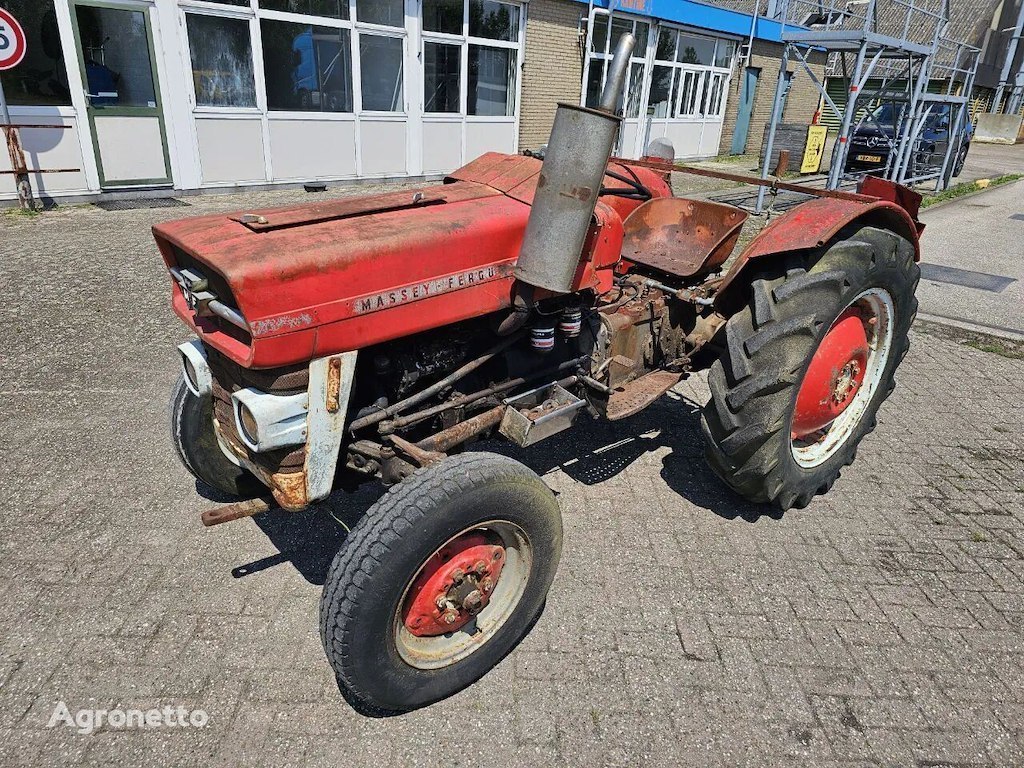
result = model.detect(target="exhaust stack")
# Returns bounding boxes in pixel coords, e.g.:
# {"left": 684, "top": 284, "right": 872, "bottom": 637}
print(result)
{"left": 514, "top": 33, "right": 636, "bottom": 294}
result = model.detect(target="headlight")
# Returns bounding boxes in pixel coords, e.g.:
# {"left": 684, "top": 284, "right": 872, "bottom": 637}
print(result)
{"left": 238, "top": 402, "right": 260, "bottom": 445}
{"left": 231, "top": 387, "right": 308, "bottom": 452}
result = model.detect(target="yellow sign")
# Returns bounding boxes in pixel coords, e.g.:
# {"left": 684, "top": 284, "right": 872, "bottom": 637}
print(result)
{"left": 801, "top": 125, "right": 829, "bottom": 174}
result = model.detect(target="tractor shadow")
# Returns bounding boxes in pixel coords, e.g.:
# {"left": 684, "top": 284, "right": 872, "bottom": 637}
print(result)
{"left": 232, "top": 388, "right": 778, "bottom": 586}
{"left": 494, "top": 389, "right": 782, "bottom": 524}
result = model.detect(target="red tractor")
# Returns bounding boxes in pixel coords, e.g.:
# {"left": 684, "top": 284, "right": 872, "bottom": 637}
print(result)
{"left": 157, "top": 36, "right": 921, "bottom": 714}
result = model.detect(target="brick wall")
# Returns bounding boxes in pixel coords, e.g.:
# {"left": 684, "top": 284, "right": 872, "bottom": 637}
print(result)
{"left": 519, "top": 0, "right": 586, "bottom": 150}
{"left": 720, "top": 40, "right": 828, "bottom": 159}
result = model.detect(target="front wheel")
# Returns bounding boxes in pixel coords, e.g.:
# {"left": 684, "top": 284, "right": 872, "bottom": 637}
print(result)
{"left": 953, "top": 144, "right": 969, "bottom": 177}
{"left": 320, "top": 452, "right": 562, "bottom": 714}
{"left": 701, "top": 226, "right": 919, "bottom": 510}
{"left": 169, "top": 374, "right": 262, "bottom": 498}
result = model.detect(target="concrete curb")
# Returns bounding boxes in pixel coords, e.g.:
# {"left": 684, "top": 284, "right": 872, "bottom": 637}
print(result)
{"left": 919, "top": 176, "right": 1023, "bottom": 213}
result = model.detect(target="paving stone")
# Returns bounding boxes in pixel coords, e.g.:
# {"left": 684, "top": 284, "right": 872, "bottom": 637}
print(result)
{"left": 3, "top": 190, "right": 1024, "bottom": 765}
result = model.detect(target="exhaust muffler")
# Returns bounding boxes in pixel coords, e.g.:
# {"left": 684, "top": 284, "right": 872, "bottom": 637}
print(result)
{"left": 514, "top": 33, "right": 636, "bottom": 294}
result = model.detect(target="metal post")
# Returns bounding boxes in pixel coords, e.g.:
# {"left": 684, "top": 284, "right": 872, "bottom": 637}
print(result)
{"left": 755, "top": 42, "right": 791, "bottom": 213}
{"left": 1009, "top": 70, "right": 1024, "bottom": 114}
{"left": 0, "top": 79, "right": 34, "bottom": 210}
{"left": 993, "top": 1, "right": 1024, "bottom": 113}
{"left": 892, "top": 54, "right": 931, "bottom": 184}
{"left": 826, "top": 40, "right": 868, "bottom": 189}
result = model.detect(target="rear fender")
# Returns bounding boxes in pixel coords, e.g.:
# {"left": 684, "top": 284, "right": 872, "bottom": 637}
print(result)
{"left": 713, "top": 194, "right": 921, "bottom": 316}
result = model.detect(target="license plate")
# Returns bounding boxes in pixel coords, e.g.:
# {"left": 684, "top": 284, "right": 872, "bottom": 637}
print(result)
{"left": 855, "top": 154, "right": 882, "bottom": 163}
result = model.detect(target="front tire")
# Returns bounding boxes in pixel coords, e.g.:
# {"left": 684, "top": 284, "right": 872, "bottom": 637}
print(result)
{"left": 953, "top": 144, "right": 969, "bottom": 177}
{"left": 701, "top": 226, "right": 919, "bottom": 510}
{"left": 169, "top": 374, "right": 262, "bottom": 498}
{"left": 320, "top": 452, "right": 562, "bottom": 714}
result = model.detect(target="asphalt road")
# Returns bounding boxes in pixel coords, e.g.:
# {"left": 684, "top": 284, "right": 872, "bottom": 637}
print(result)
{"left": 917, "top": 176, "right": 1024, "bottom": 337}
{"left": 956, "top": 141, "right": 1024, "bottom": 184}
{"left": 2, "top": 168, "right": 1024, "bottom": 767}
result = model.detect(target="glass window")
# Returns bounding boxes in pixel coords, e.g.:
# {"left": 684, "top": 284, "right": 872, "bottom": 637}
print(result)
{"left": 75, "top": 6, "right": 156, "bottom": 108}
{"left": 0, "top": 1, "right": 70, "bottom": 106}
{"left": 655, "top": 29, "right": 675, "bottom": 61}
{"left": 714, "top": 40, "right": 736, "bottom": 68}
{"left": 468, "top": 45, "right": 514, "bottom": 115}
{"left": 423, "top": 0, "right": 462, "bottom": 34}
{"left": 703, "top": 72, "right": 725, "bottom": 115}
{"left": 186, "top": 14, "right": 257, "bottom": 108}
{"left": 260, "top": 1, "right": 350, "bottom": 20}
{"left": 585, "top": 59, "right": 605, "bottom": 108}
{"left": 469, "top": 0, "right": 519, "bottom": 42}
{"left": 589, "top": 14, "right": 608, "bottom": 51}
{"left": 359, "top": 34, "right": 403, "bottom": 111}
{"left": 261, "top": 20, "right": 352, "bottom": 112}
{"left": 676, "top": 34, "right": 715, "bottom": 65}
{"left": 648, "top": 65, "right": 673, "bottom": 117}
{"left": 632, "top": 21, "right": 649, "bottom": 54}
{"left": 358, "top": 0, "right": 404, "bottom": 27}
{"left": 624, "top": 62, "right": 643, "bottom": 118}
{"left": 424, "top": 41, "right": 460, "bottom": 112}
{"left": 609, "top": 16, "right": 633, "bottom": 50}
{"left": 678, "top": 70, "right": 700, "bottom": 116}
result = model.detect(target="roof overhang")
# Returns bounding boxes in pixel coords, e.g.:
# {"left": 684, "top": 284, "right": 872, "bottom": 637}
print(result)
{"left": 571, "top": 0, "right": 793, "bottom": 43}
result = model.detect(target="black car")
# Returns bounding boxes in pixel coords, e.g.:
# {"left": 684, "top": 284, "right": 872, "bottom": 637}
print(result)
{"left": 845, "top": 102, "right": 973, "bottom": 177}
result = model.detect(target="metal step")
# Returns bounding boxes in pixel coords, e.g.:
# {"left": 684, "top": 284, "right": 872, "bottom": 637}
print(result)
{"left": 606, "top": 371, "right": 682, "bottom": 421}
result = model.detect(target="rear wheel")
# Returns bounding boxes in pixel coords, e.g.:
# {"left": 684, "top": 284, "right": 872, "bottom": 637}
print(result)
{"left": 701, "top": 226, "right": 919, "bottom": 510}
{"left": 320, "top": 452, "right": 562, "bottom": 714}
{"left": 169, "top": 374, "right": 262, "bottom": 498}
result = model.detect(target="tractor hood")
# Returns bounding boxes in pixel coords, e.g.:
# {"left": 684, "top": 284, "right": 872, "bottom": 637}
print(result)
{"left": 154, "top": 177, "right": 532, "bottom": 368}
{"left": 155, "top": 152, "right": 668, "bottom": 368}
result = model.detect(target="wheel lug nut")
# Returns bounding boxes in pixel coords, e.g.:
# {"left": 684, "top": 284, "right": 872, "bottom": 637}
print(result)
{"left": 474, "top": 560, "right": 487, "bottom": 575}
{"left": 451, "top": 568, "right": 465, "bottom": 582}
{"left": 443, "top": 611, "right": 458, "bottom": 625}
{"left": 481, "top": 577, "right": 493, "bottom": 593}
{"left": 435, "top": 596, "right": 447, "bottom": 609}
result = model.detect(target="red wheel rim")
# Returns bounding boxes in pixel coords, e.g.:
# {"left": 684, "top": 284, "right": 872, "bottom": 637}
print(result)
{"left": 791, "top": 308, "right": 870, "bottom": 439}
{"left": 401, "top": 533, "right": 506, "bottom": 637}
{"left": 394, "top": 520, "right": 532, "bottom": 670}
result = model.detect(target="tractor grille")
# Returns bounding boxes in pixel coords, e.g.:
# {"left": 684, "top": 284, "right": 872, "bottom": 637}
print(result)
{"left": 205, "top": 347, "right": 309, "bottom": 477}
{"left": 167, "top": 245, "right": 252, "bottom": 347}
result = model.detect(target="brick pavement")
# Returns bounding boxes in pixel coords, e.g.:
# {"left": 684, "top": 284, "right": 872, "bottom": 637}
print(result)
{"left": 1, "top": 190, "right": 1023, "bottom": 767}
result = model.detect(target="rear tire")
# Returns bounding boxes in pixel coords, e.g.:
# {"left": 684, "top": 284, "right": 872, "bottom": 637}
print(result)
{"left": 701, "top": 226, "right": 919, "bottom": 510}
{"left": 320, "top": 452, "right": 562, "bottom": 714}
{"left": 169, "top": 374, "right": 262, "bottom": 498}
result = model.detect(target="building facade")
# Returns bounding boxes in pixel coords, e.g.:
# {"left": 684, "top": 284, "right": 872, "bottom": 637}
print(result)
{"left": 0, "top": 0, "right": 815, "bottom": 201}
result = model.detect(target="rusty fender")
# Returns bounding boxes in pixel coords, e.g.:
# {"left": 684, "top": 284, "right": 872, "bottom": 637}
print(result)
{"left": 713, "top": 192, "right": 922, "bottom": 316}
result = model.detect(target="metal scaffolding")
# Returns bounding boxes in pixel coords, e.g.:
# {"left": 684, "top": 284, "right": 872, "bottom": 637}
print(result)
{"left": 756, "top": 0, "right": 979, "bottom": 212}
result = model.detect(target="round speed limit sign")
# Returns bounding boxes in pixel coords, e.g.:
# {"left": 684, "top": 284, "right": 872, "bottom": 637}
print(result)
{"left": 0, "top": 7, "right": 28, "bottom": 71}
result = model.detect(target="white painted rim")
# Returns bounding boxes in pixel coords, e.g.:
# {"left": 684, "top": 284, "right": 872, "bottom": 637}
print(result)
{"left": 791, "top": 288, "right": 895, "bottom": 469}
{"left": 394, "top": 520, "right": 532, "bottom": 671}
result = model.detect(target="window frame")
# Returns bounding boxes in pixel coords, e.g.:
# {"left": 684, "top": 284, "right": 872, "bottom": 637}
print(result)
{"left": 180, "top": 2, "right": 262, "bottom": 114}
{"left": 583, "top": 9, "right": 649, "bottom": 118}
{"left": 179, "top": 0, "right": 411, "bottom": 117}
{"left": 581, "top": 11, "right": 738, "bottom": 124}
{"left": 420, "top": 0, "right": 523, "bottom": 119}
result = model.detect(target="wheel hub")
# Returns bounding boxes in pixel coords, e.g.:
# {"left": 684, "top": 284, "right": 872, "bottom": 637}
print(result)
{"left": 792, "top": 308, "right": 870, "bottom": 439}
{"left": 402, "top": 533, "right": 505, "bottom": 637}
